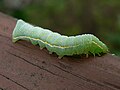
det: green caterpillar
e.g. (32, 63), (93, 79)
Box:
(12, 20), (108, 58)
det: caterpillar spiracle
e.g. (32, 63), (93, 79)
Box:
(12, 20), (108, 58)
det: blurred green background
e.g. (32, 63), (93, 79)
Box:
(0, 0), (120, 56)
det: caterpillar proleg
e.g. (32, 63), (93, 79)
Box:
(12, 20), (108, 58)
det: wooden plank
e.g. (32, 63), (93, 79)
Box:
(0, 12), (120, 90)
(0, 74), (27, 90)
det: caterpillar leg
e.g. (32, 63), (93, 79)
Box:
(97, 53), (101, 56)
(30, 40), (38, 45)
(40, 47), (43, 50)
(58, 56), (63, 59)
(12, 38), (19, 43)
(49, 52), (52, 54)
(58, 57), (62, 59)
(86, 54), (88, 58)
(93, 53), (95, 57)
(112, 54), (115, 56)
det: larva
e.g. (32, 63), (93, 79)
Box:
(12, 20), (108, 58)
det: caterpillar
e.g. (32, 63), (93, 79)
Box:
(12, 19), (108, 58)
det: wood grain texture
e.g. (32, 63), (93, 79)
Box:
(0, 12), (120, 90)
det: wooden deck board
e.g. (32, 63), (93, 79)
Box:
(0, 12), (120, 90)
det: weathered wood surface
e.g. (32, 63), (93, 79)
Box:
(0, 12), (120, 90)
